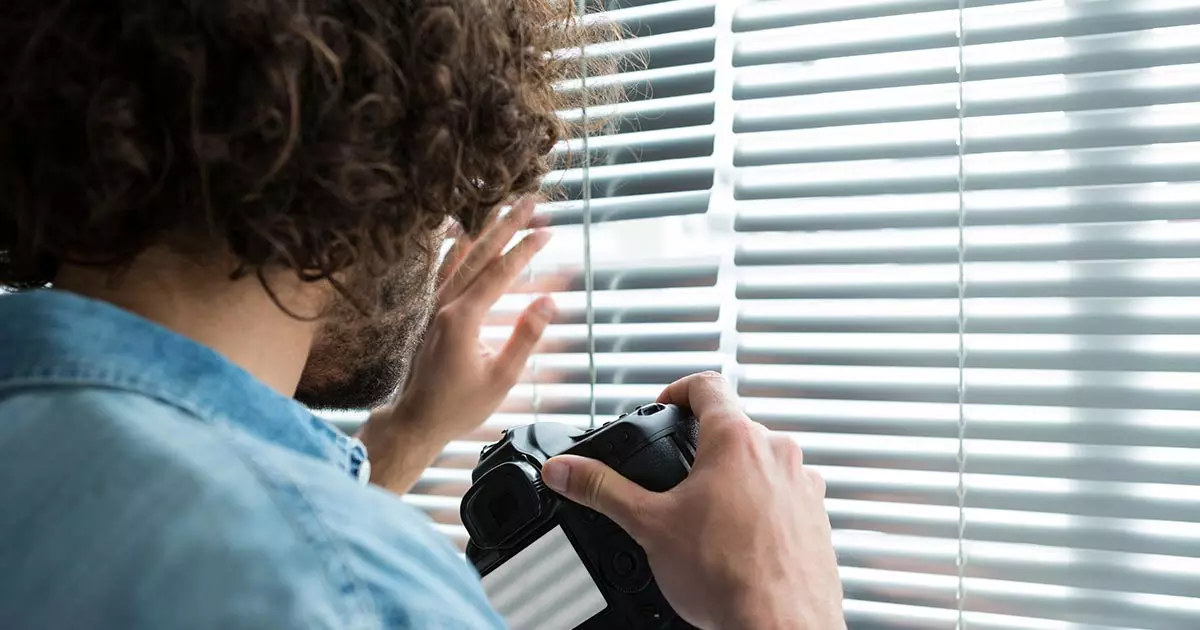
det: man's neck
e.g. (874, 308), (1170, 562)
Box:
(54, 250), (324, 398)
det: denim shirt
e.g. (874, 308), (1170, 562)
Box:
(0, 290), (506, 630)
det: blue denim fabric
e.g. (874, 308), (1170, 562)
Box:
(0, 290), (505, 630)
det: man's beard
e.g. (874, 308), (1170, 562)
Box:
(294, 246), (439, 411)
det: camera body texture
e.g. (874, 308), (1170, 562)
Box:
(462, 403), (700, 630)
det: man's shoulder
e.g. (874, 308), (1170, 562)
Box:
(273, 441), (505, 629)
(0, 388), (502, 630)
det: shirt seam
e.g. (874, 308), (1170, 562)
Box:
(0, 364), (352, 470)
(0, 366), (217, 424)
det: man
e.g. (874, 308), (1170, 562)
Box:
(0, 1), (845, 629)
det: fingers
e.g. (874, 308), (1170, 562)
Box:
(806, 467), (827, 497)
(768, 432), (824, 497)
(657, 371), (744, 430)
(499, 269), (574, 299)
(493, 295), (557, 385)
(438, 209), (493, 288)
(437, 235), (472, 289)
(769, 432), (805, 472)
(542, 455), (661, 542)
(440, 197), (539, 303)
(456, 228), (552, 321)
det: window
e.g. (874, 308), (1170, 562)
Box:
(335, 1), (1200, 628)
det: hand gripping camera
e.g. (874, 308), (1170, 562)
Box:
(461, 403), (699, 630)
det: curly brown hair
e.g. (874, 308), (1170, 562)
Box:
(0, 0), (612, 305)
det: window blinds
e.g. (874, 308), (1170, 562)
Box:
(330, 1), (1200, 628)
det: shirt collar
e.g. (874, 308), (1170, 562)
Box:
(0, 289), (370, 485)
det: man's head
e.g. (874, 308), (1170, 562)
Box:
(1, 0), (603, 409)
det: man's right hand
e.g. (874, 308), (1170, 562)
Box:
(540, 372), (846, 630)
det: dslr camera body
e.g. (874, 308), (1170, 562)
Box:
(461, 403), (699, 630)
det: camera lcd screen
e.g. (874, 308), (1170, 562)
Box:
(480, 525), (607, 630)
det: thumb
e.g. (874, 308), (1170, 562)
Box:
(542, 455), (659, 539)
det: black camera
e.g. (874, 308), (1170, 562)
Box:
(462, 403), (699, 630)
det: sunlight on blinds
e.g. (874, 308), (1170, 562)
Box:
(732, 0), (1200, 628)
(328, 1), (1200, 628)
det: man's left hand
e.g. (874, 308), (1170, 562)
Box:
(359, 196), (557, 495)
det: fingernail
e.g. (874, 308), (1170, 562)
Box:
(542, 458), (570, 492)
(532, 228), (553, 246)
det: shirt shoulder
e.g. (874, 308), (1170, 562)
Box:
(0, 387), (503, 630)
